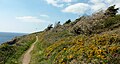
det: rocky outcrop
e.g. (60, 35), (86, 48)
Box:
(5, 37), (19, 45)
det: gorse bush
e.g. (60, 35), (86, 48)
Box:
(42, 34), (120, 64)
(1, 5), (120, 64)
(30, 6), (120, 64)
(103, 15), (120, 28)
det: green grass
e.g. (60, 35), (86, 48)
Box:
(1, 9), (120, 64)
(30, 14), (120, 64)
(31, 34), (120, 64)
(0, 34), (36, 64)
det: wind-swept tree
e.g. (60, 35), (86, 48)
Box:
(54, 21), (61, 28)
(64, 19), (71, 25)
(45, 24), (53, 31)
(105, 5), (119, 17)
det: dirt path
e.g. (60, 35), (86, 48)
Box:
(22, 36), (38, 64)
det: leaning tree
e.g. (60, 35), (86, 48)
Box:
(105, 5), (119, 17)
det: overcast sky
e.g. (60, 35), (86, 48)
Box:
(0, 0), (120, 33)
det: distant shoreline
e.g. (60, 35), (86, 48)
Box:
(0, 32), (27, 44)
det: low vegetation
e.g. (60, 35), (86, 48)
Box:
(30, 5), (120, 64)
(0, 5), (120, 64)
(0, 34), (36, 64)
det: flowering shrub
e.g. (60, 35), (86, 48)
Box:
(42, 34), (120, 64)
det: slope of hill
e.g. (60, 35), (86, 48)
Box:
(30, 6), (120, 64)
(0, 33), (36, 64)
(0, 5), (120, 64)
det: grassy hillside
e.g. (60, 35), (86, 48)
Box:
(0, 33), (36, 64)
(30, 6), (120, 64)
(0, 5), (120, 64)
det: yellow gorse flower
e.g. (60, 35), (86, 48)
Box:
(67, 55), (73, 59)
(62, 62), (65, 64)
(63, 48), (66, 50)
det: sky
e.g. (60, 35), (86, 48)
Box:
(0, 0), (120, 33)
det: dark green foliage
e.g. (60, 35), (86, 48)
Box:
(103, 17), (118, 28)
(64, 19), (71, 25)
(105, 5), (119, 17)
(45, 24), (53, 31)
(97, 15), (120, 29)
(0, 44), (16, 64)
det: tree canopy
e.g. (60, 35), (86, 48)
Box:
(105, 5), (119, 17)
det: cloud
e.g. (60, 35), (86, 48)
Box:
(45, 0), (76, 7)
(89, 0), (120, 13)
(16, 16), (48, 23)
(89, 0), (109, 12)
(89, 0), (103, 4)
(62, 3), (90, 14)
(91, 3), (107, 12)
(62, 0), (120, 15)
(16, 16), (36, 19)
(40, 14), (49, 18)
(62, 0), (72, 2)
(45, 0), (64, 7)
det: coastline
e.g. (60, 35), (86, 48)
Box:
(0, 32), (27, 44)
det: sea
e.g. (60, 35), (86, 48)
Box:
(0, 32), (27, 44)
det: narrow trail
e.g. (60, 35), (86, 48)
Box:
(22, 36), (38, 64)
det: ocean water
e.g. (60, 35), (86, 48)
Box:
(0, 32), (27, 44)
